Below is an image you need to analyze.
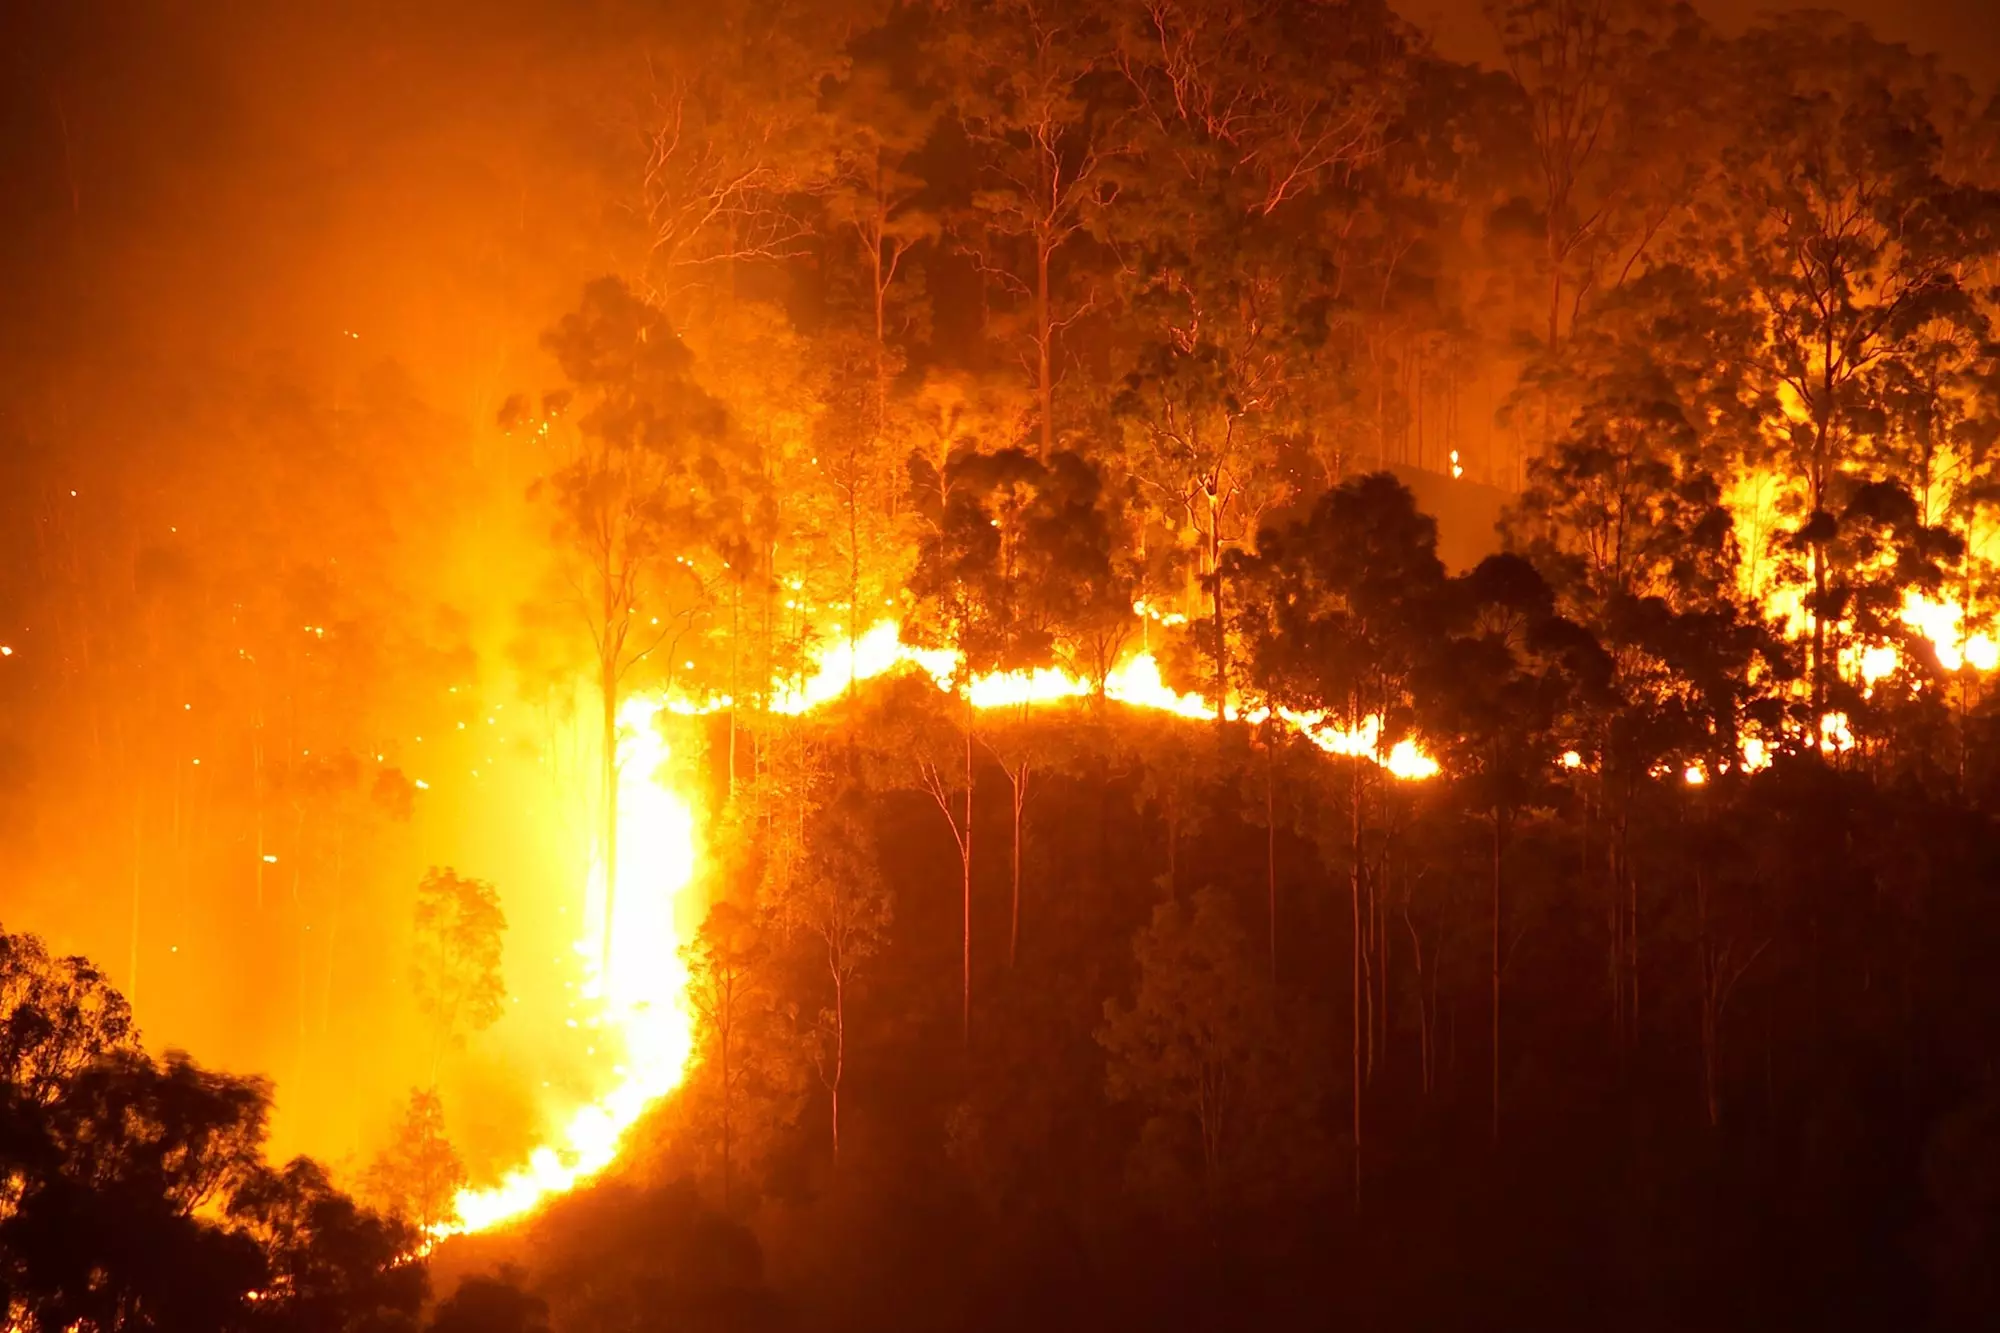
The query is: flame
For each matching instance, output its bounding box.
[436,695,698,1238]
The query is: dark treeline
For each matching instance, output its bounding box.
[10,0,2000,1329]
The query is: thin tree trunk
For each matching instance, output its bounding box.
[962,700,975,1046]
[1209,508,1227,720]
[1009,762,1028,968]
[1265,737,1277,983]
[1351,757,1364,1211]
[1037,233,1053,461]
[831,968,846,1158]
[1492,802,1506,1145]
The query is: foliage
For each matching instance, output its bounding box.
[410,870,506,1073]
[0,927,421,1333]
[361,1090,465,1240]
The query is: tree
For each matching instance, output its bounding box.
[766,792,891,1159]
[1232,471,1447,1201]
[361,1088,466,1239]
[942,0,1124,460]
[678,902,806,1206]
[1721,22,2000,722]
[508,277,737,974]
[822,51,938,680]
[229,1156,426,1333]
[1099,887,1283,1211]
[1,1050,275,1333]
[1115,337,1288,715]
[0,930,137,1109]
[1416,554,1608,1142]
[1485,0,1679,352]
[411,869,506,1081]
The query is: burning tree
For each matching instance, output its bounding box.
[512,277,741,973]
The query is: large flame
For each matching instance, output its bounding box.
[436,696,698,1238]
[436,619,1435,1238]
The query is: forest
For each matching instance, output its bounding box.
[7,0,2000,1328]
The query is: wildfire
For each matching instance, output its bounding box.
[436,619,1437,1239]
[438,499,2000,1239]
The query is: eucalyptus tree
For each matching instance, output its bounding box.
[507,277,744,972]
[1233,471,1447,1201]
[1415,554,1608,1142]
[940,0,1127,461]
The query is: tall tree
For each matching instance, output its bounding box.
[766,792,892,1158]
[509,277,736,973]
[943,0,1124,460]
[1234,471,1446,1202]
[1416,554,1607,1142]
[1099,887,1285,1214]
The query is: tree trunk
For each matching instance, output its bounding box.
[1350,757,1364,1211]
[1265,738,1277,983]
[1491,802,1506,1145]
[1037,231,1054,462]
[962,702,975,1047]
[1209,507,1227,720]
[831,969,846,1158]
[1009,762,1028,968]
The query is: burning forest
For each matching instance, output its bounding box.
[8,0,2000,1329]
